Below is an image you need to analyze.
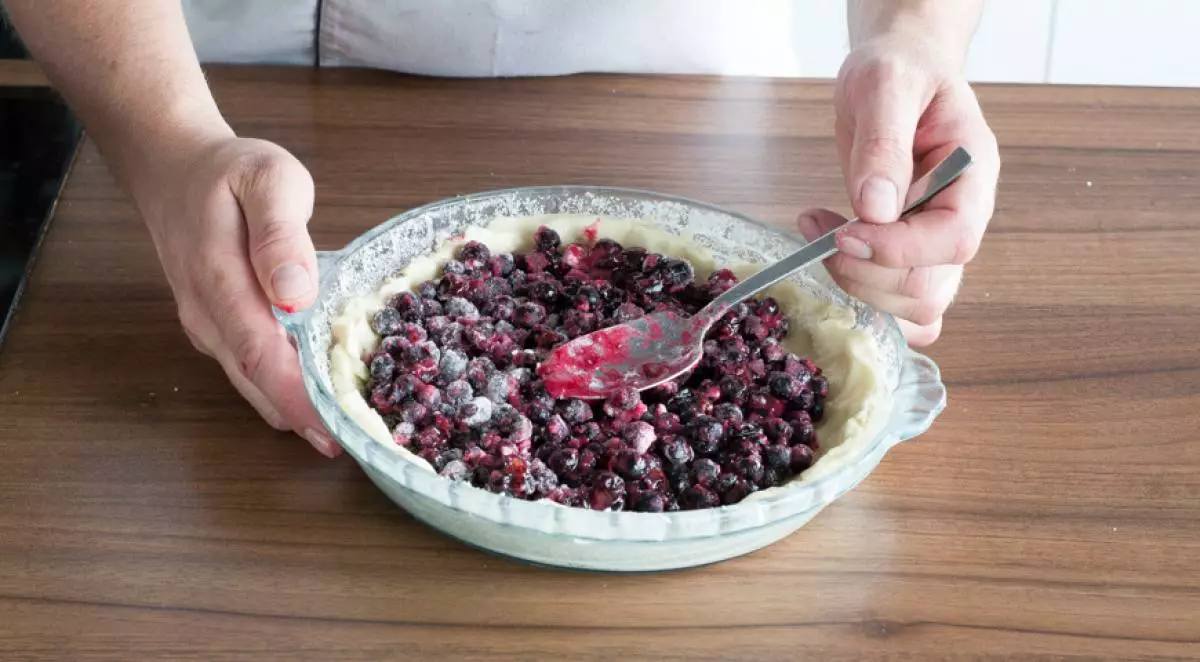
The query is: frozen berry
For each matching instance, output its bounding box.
[575,421,603,442]
[525,390,556,424]
[789,412,815,445]
[747,392,785,417]
[687,415,724,455]
[762,418,794,444]
[488,295,517,321]
[732,423,768,448]
[547,447,579,475]
[712,402,744,425]
[621,421,656,454]
[587,471,625,511]
[652,407,682,434]
[459,397,493,427]
[735,454,765,484]
[768,372,805,400]
[489,252,515,276]
[392,421,416,447]
[561,243,589,269]
[513,301,546,328]
[560,399,593,424]
[528,459,559,495]
[438,348,469,382]
[789,445,814,473]
[720,479,752,505]
[544,486,578,505]
[783,354,812,381]
[484,372,514,404]
[507,413,534,442]
[458,240,491,262]
[810,375,829,398]
[707,269,738,293]
[604,387,641,412]
[398,401,429,425]
[465,356,495,390]
[415,426,445,451]
[719,376,748,402]
[764,444,792,472]
[545,415,571,444]
[760,467,784,489]
[417,280,439,299]
[371,308,404,335]
[591,238,623,268]
[742,316,768,341]
[389,292,425,320]
[614,449,649,480]
[662,437,694,468]
[445,296,479,318]
[633,491,666,513]
[681,484,720,510]
[660,258,694,287]
[534,225,562,252]
[612,302,644,323]
[415,383,442,409]
[520,251,551,273]
[690,458,721,487]
[396,322,428,344]
[440,459,470,482]
[393,374,419,401]
[508,367,533,386]
[761,339,785,363]
[369,353,396,383]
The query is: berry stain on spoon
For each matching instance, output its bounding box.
[538,311,686,399]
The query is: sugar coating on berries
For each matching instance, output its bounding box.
[621,421,657,454]
[357,224,831,511]
[460,397,493,427]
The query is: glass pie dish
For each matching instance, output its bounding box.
[275,186,947,572]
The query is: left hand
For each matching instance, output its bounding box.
[798,34,1000,346]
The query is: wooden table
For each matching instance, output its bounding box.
[1,65,1198,660]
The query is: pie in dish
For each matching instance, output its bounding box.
[328,214,890,512]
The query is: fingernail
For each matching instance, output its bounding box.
[797,214,820,241]
[260,403,286,430]
[838,233,874,260]
[303,427,340,459]
[859,176,899,222]
[271,263,312,302]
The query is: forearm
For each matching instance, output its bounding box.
[848,0,983,65]
[5,0,232,198]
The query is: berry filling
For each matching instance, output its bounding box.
[362,224,827,512]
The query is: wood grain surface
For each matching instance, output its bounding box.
[0,66,1198,660]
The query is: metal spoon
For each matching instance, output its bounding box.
[536,147,974,400]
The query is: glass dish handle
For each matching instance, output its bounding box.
[885,349,948,448]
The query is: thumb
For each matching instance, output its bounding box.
[230,145,318,312]
[847,84,923,224]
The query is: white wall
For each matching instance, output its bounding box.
[794,0,1200,87]
[180,0,1199,86]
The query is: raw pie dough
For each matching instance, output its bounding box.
[329,214,892,500]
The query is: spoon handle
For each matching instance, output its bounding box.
[704,146,974,317]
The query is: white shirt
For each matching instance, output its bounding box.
[183,0,807,77]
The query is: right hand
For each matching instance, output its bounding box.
[134,136,341,458]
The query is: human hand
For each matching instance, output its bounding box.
[798,34,1000,345]
[135,136,341,457]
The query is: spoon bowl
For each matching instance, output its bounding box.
[538,308,707,399]
[537,147,974,399]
